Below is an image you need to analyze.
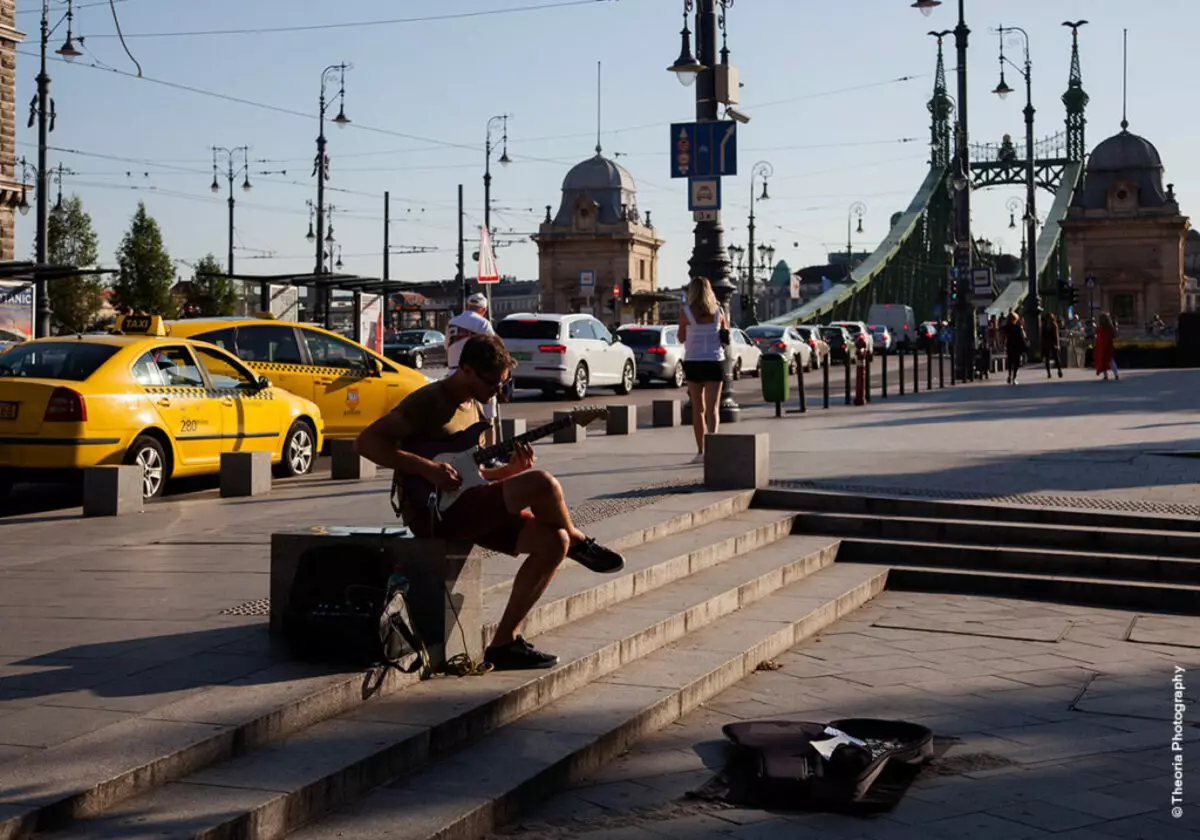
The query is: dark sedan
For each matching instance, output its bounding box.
[383,329,447,370]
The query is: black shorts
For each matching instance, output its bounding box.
[683,360,725,383]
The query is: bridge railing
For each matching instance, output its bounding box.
[969,131,1068,166]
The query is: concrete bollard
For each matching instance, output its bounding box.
[606,404,636,435]
[703,433,769,490]
[83,465,144,517]
[500,418,526,440]
[553,411,582,444]
[652,399,681,428]
[220,451,272,498]
[329,439,377,481]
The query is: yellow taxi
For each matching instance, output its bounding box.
[0,316,324,500]
[166,316,429,439]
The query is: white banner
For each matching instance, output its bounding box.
[359,294,383,354]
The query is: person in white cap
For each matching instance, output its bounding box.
[446,293,499,441]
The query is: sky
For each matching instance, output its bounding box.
[11,0,1198,295]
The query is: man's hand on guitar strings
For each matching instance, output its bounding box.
[508,442,535,474]
[425,461,463,491]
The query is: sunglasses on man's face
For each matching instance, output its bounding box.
[471,368,511,390]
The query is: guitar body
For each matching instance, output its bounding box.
[400,421,493,514]
[397,408,607,518]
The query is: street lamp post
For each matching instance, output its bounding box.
[31,0,82,337]
[210,146,252,276]
[846,201,866,283]
[913,0,974,380]
[312,62,350,326]
[744,161,772,325]
[993,24,1039,355]
[726,243,745,312]
[667,0,739,422]
[482,114,511,314]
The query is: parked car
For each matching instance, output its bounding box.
[616,324,685,388]
[497,313,636,400]
[829,321,874,360]
[744,325,812,373]
[727,328,762,379]
[382,329,447,370]
[819,325,854,362]
[868,325,894,354]
[792,325,830,369]
[915,322,940,352]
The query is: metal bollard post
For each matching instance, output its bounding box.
[950,342,956,386]
[938,342,945,388]
[795,357,807,413]
[926,345,933,391]
[823,356,830,409]
[898,349,906,396]
[881,349,888,399]
[844,352,852,405]
[913,346,920,394]
[864,351,871,403]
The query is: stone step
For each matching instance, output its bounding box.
[485,508,799,645]
[288,563,889,840]
[756,486,1200,533]
[836,536,1200,587]
[35,536,843,840]
[794,510,1200,559]
[0,490,754,840]
[884,565,1200,614]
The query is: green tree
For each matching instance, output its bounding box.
[185,253,239,317]
[45,194,103,333]
[113,202,177,317]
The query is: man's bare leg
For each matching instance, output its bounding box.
[490,520,568,648]
[501,470,586,543]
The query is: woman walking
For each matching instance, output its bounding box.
[1094,312,1119,381]
[1042,312,1063,379]
[1002,312,1028,385]
[678,275,728,463]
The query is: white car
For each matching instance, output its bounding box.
[497,313,636,401]
[727,328,762,379]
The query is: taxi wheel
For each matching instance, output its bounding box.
[125,435,169,499]
[277,421,316,478]
[614,361,635,395]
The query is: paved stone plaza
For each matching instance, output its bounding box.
[0,368,1198,836]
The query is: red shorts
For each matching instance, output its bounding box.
[406,479,533,557]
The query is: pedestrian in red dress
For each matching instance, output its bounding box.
[1093,312,1119,381]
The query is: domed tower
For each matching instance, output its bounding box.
[1061,123,1190,326]
[533,151,663,321]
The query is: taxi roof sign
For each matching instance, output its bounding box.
[115,314,168,336]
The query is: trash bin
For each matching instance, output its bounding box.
[760,352,790,406]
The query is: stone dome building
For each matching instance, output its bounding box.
[533,151,663,322]
[1062,122,1190,326]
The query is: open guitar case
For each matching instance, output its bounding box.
[692,718,935,814]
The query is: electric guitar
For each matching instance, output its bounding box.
[400,406,608,514]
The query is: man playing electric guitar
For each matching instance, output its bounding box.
[354,333,624,671]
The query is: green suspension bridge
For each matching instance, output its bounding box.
[766,26,1089,326]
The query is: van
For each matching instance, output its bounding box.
[867,304,916,349]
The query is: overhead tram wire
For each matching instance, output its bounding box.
[78,0,610,39]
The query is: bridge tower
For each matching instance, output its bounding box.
[1062,21,1090,164]
[928,34,953,171]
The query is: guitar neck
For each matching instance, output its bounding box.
[474,415,572,465]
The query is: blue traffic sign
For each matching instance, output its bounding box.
[670,121,738,179]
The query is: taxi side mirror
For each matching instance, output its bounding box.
[256,375,272,390]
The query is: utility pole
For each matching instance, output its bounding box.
[312,63,350,325]
[457,184,466,312]
[383,190,390,332]
[483,115,510,315]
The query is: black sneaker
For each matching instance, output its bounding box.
[484,635,558,671]
[568,537,625,573]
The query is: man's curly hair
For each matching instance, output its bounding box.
[459,332,515,374]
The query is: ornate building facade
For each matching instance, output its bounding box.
[532,152,663,322]
[1061,125,1191,327]
[0,1,23,260]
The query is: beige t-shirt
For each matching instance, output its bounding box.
[390,378,486,524]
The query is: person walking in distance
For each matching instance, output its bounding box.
[1002,312,1028,385]
[678,275,728,463]
[354,334,625,671]
[1094,311,1119,381]
[1042,312,1064,379]
[446,293,499,442]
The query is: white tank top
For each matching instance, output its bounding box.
[682,305,725,362]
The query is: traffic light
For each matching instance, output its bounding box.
[622,277,633,305]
